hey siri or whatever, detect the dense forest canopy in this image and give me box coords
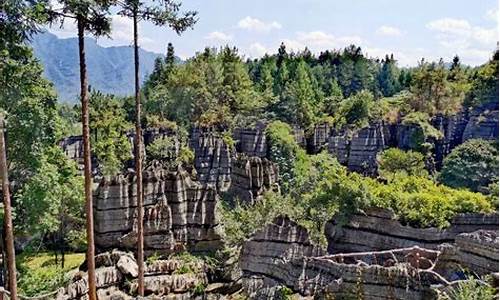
[1,1,499,296]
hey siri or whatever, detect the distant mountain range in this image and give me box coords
[32,32,164,102]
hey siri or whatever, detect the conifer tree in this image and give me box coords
[117,1,196,295]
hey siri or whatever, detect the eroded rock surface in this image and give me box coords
[325,207,499,254]
[56,250,211,300]
[239,217,463,299]
[94,163,222,254]
[227,154,279,204]
[190,127,233,192]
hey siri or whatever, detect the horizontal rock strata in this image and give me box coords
[240,216,453,299]
[94,163,222,254]
[325,207,499,254]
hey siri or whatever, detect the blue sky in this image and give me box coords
[49,0,499,66]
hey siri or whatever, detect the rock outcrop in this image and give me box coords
[240,217,466,299]
[327,122,390,175]
[190,127,233,192]
[308,122,332,153]
[233,123,268,158]
[56,250,211,300]
[454,230,499,275]
[226,155,279,205]
[462,103,499,142]
[325,207,499,254]
[94,163,222,254]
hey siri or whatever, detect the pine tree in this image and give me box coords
[117,1,197,295]
[50,2,113,298]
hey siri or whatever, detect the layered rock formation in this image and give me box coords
[454,230,499,275]
[94,163,222,254]
[233,123,267,158]
[308,122,332,153]
[328,122,390,175]
[240,216,469,299]
[462,103,499,141]
[55,250,214,300]
[190,127,233,192]
[227,155,279,204]
[325,207,499,254]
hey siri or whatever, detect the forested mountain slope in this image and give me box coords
[31,32,163,102]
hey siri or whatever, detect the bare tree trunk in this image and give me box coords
[0,116,17,300]
[133,9,145,298]
[77,17,97,300]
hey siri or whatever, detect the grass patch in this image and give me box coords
[17,252,85,297]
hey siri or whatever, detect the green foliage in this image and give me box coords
[17,252,85,297]
[369,175,493,228]
[438,278,496,300]
[219,191,293,247]
[265,121,310,194]
[464,50,499,108]
[16,146,84,239]
[191,283,206,296]
[335,90,375,130]
[276,286,294,300]
[146,46,263,130]
[377,148,428,180]
[439,139,499,192]
[146,135,194,168]
[171,252,204,275]
[408,59,467,116]
[402,112,443,152]
[378,54,401,97]
[89,90,132,176]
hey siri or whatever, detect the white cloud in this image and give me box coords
[204,31,232,41]
[247,42,270,57]
[426,18,497,46]
[283,31,362,52]
[237,16,282,32]
[376,25,403,37]
[486,8,498,22]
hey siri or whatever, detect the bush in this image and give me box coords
[439,139,499,192]
[377,148,427,180]
[402,112,443,152]
[438,278,496,300]
[369,175,493,228]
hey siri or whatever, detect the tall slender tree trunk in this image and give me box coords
[0,116,17,300]
[77,17,97,300]
[133,9,145,297]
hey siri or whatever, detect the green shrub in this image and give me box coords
[17,252,85,297]
[369,175,493,228]
[377,148,428,180]
[439,139,498,192]
[438,278,496,300]
[402,112,443,152]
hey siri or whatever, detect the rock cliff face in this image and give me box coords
[190,127,233,192]
[308,122,332,153]
[94,163,222,254]
[233,123,268,158]
[454,230,498,275]
[325,207,499,254]
[462,103,499,142]
[327,122,390,175]
[239,216,464,300]
[227,154,279,204]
